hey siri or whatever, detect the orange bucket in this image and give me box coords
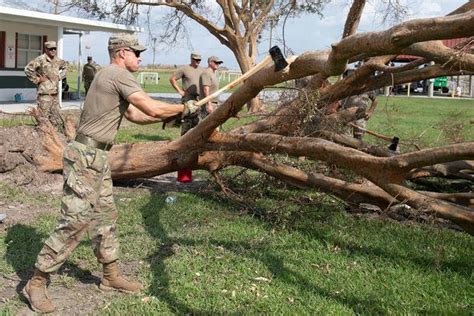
[177,169,192,183]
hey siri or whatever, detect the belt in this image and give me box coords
[75,134,113,151]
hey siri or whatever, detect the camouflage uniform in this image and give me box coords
[25,53,67,130]
[340,91,376,139]
[82,62,98,96]
[36,141,118,273]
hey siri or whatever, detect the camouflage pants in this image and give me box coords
[36,141,119,273]
[352,118,367,139]
[343,118,367,140]
[37,94,64,131]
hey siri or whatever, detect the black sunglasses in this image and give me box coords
[124,48,141,58]
[48,47,57,51]
[193,58,201,62]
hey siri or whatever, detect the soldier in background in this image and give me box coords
[339,69,378,140]
[25,41,67,131]
[199,56,223,117]
[169,52,202,136]
[82,56,99,96]
[340,91,378,140]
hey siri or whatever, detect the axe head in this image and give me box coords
[269,46,288,72]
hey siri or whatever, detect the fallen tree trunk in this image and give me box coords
[2,7,473,234]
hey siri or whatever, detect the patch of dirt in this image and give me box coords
[0,169,62,229]
[0,261,144,315]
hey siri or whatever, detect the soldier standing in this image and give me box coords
[82,56,98,96]
[169,52,202,136]
[25,41,67,130]
[22,33,199,313]
[340,91,378,140]
[199,56,223,117]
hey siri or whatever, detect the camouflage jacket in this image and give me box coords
[24,54,67,95]
[340,91,376,111]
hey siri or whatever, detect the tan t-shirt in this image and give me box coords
[199,68,219,101]
[77,64,142,143]
[172,65,202,100]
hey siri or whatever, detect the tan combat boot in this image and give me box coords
[22,270,55,313]
[99,261,143,293]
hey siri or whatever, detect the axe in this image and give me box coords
[163,46,288,129]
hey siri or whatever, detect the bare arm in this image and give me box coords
[169,75,185,97]
[365,96,378,120]
[124,104,163,125]
[202,85,214,113]
[124,90,184,124]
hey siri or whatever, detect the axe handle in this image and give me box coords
[348,122,394,142]
[195,55,273,107]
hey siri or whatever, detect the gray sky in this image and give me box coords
[1,0,468,70]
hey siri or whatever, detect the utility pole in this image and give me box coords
[152,37,157,68]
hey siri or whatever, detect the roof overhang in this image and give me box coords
[0,6,143,33]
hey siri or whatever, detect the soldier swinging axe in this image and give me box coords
[163,45,289,128]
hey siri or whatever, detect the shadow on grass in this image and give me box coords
[4,224,100,296]
[120,176,473,313]
[197,184,474,279]
[293,214,474,278]
[140,192,248,314]
[138,190,393,314]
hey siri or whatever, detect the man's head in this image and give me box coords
[190,52,201,68]
[87,56,93,63]
[108,33,146,72]
[207,56,223,71]
[44,41,57,58]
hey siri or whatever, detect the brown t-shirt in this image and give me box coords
[172,65,202,100]
[77,64,142,143]
[199,68,219,101]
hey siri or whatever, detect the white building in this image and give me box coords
[0,6,142,102]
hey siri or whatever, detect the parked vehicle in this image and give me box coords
[433,76,450,93]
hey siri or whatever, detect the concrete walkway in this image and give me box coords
[2,91,471,114]
[0,90,287,114]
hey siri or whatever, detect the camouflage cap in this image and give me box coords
[191,52,201,60]
[108,33,146,52]
[208,56,223,64]
[44,41,57,49]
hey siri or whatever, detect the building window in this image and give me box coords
[17,34,42,68]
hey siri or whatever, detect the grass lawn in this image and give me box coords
[368,96,473,149]
[0,95,473,313]
[66,68,236,95]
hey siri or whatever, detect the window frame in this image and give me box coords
[15,33,43,69]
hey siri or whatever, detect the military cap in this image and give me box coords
[44,41,57,49]
[191,52,201,60]
[108,33,146,52]
[87,56,93,60]
[208,56,223,64]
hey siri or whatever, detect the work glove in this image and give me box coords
[182,100,200,118]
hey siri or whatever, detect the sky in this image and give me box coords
[1,0,468,70]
